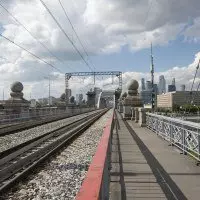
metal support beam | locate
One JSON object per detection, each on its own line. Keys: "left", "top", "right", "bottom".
{"left": 65, "top": 71, "right": 122, "bottom": 93}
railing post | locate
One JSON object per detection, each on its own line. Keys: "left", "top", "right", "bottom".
{"left": 138, "top": 108, "right": 146, "bottom": 127}
{"left": 161, "top": 118, "right": 164, "bottom": 136}
{"left": 181, "top": 124, "right": 187, "bottom": 155}
{"left": 155, "top": 116, "right": 158, "bottom": 134}
{"left": 131, "top": 107, "right": 135, "bottom": 121}
{"left": 169, "top": 119, "right": 173, "bottom": 146}
{"left": 135, "top": 108, "right": 139, "bottom": 123}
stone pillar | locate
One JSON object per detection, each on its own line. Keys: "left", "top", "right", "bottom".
{"left": 131, "top": 107, "right": 135, "bottom": 120}
{"left": 4, "top": 81, "right": 30, "bottom": 118}
{"left": 135, "top": 108, "right": 139, "bottom": 123}
{"left": 139, "top": 108, "right": 146, "bottom": 127}
{"left": 122, "top": 80, "right": 142, "bottom": 120}
{"left": 123, "top": 105, "right": 132, "bottom": 119}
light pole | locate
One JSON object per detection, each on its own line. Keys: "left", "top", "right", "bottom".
{"left": 150, "top": 43, "right": 155, "bottom": 112}
{"left": 44, "top": 76, "right": 51, "bottom": 108}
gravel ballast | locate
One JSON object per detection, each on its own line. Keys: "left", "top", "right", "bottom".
{"left": 0, "top": 110, "right": 98, "bottom": 153}
{"left": 3, "top": 109, "right": 113, "bottom": 200}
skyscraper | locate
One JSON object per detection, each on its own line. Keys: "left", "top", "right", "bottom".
{"left": 145, "top": 81, "right": 152, "bottom": 91}
{"left": 158, "top": 75, "right": 166, "bottom": 94}
{"left": 141, "top": 78, "right": 145, "bottom": 91}
{"left": 168, "top": 77, "right": 176, "bottom": 92}
{"left": 168, "top": 85, "right": 176, "bottom": 92}
{"left": 172, "top": 78, "right": 175, "bottom": 86}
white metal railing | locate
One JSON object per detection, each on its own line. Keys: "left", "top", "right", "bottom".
{"left": 146, "top": 113, "right": 200, "bottom": 162}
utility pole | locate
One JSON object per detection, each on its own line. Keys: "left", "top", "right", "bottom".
{"left": 150, "top": 43, "right": 155, "bottom": 111}
{"left": 44, "top": 76, "right": 51, "bottom": 107}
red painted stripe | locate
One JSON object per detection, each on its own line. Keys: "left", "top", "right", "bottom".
{"left": 76, "top": 112, "right": 114, "bottom": 200}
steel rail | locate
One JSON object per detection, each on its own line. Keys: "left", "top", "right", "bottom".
{"left": 0, "top": 109, "right": 107, "bottom": 194}
{"left": 0, "top": 110, "right": 103, "bottom": 160}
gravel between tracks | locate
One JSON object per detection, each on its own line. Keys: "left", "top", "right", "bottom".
{"left": 3, "top": 109, "right": 113, "bottom": 200}
{"left": 0, "top": 111, "right": 97, "bottom": 153}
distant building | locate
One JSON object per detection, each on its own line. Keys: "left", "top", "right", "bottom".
{"left": 38, "top": 98, "right": 48, "bottom": 106}
{"left": 157, "top": 91, "right": 200, "bottom": 110}
{"left": 146, "top": 81, "right": 152, "bottom": 91}
{"left": 30, "top": 99, "right": 36, "bottom": 108}
{"left": 76, "top": 94, "right": 83, "bottom": 105}
{"left": 140, "top": 90, "right": 152, "bottom": 105}
{"left": 140, "top": 81, "right": 158, "bottom": 106}
{"left": 86, "top": 90, "right": 96, "bottom": 107}
{"left": 153, "top": 84, "right": 158, "bottom": 95}
{"left": 172, "top": 78, "right": 176, "bottom": 86}
{"left": 141, "top": 78, "right": 145, "bottom": 91}
{"left": 168, "top": 77, "right": 176, "bottom": 92}
{"left": 158, "top": 75, "right": 166, "bottom": 94}
{"left": 37, "top": 96, "right": 58, "bottom": 106}
{"left": 180, "top": 84, "right": 186, "bottom": 91}
{"left": 168, "top": 84, "right": 176, "bottom": 92}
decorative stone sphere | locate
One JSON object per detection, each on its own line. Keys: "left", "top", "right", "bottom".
{"left": 127, "top": 79, "right": 139, "bottom": 91}
{"left": 60, "top": 93, "right": 66, "bottom": 100}
{"left": 11, "top": 81, "right": 23, "bottom": 92}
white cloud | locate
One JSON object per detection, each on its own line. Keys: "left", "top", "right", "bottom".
{"left": 1, "top": 0, "right": 200, "bottom": 100}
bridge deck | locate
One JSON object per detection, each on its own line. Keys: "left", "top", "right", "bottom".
{"left": 110, "top": 111, "right": 200, "bottom": 200}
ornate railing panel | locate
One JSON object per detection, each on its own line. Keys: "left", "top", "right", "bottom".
{"left": 146, "top": 113, "right": 200, "bottom": 162}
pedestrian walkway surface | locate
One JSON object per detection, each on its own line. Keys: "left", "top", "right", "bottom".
{"left": 109, "top": 111, "right": 200, "bottom": 200}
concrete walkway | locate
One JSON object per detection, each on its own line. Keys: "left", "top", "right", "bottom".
{"left": 109, "top": 111, "right": 200, "bottom": 200}
{"left": 110, "top": 112, "right": 167, "bottom": 200}
{"left": 127, "top": 120, "right": 200, "bottom": 200}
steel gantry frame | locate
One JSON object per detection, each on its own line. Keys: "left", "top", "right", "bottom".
{"left": 65, "top": 71, "right": 122, "bottom": 92}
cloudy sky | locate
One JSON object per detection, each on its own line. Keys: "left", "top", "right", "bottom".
{"left": 0, "top": 0, "right": 200, "bottom": 100}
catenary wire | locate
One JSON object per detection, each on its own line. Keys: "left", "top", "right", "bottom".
{"left": 58, "top": 0, "right": 96, "bottom": 71}
{"left": 39, "top": 0, "right": 94, "bottom": 72}
{"left": 0, "top": 2, "right": 74, "bottom": 72}
{"left": 0, "top": 34, "right": 63, "bottom": 73}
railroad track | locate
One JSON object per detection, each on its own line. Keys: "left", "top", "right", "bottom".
{"left": 0, "top": 109, "right": 107, "bottom": 194}
{"left": 0, "top": 109, "right": 95, "bottom": 136}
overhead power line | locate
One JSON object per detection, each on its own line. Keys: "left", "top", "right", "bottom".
{"left": 58, "top": 0, "right": 95, "bottom": 71}
{"left": 0, "top": 2, "right": 74, "bottom": 71}
{"left": 0, "top": 34, "right": 63, "bottom": 73}
{"left": 144, "top": 0, "right": 153, "bottom": 26}
{"left": 39, "top": 0, "right": 94, "bottom": 72}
